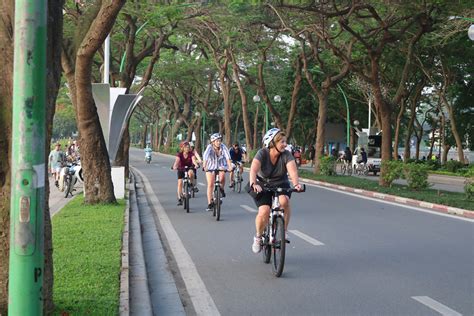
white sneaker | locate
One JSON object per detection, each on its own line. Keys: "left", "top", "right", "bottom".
{"left": 252, "top": 236, "right": 262, "bottom": 254}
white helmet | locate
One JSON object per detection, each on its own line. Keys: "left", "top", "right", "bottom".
{"left": 210, "top": 133, "right": 222, "bottom": 142}
{"left": 262, "top": 128, "right": 280, "bottom": 148}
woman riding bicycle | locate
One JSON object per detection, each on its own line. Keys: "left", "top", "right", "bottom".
{"left": 172, "top": 141, "right": 199, "bottom": 206}
{"left": 248, "top": 128, "right": 303, "bottom": 253}
{"left": 202, "top": 133, "right": 232, "bottom": 212}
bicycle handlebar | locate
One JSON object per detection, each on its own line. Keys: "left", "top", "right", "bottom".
{"left": 260, "top": 184, "right": 306, "bottom": 193}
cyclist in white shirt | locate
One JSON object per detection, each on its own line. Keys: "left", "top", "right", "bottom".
{"left": 203, "top": 133, "right": 232, "bottom": 212}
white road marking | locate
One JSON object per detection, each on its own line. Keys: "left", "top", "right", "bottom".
{"left": 288, "top": 230, "right": 325, "bottom": 246}
{"left": 240, "top": 205, "right": 257, "bottom": 213}
{"left": 133, "top": 167, "right": 220, "bottom": 316}
{"left": 198, "top": 182, "right": 206, "bottom": 186}
{"left": 301, "top": 181, "right": 474, "bottom": 223}
{"left": 412, "top": 296, "right": 462, "bottom": 316}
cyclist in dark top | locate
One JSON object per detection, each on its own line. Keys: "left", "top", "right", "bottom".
{"left": 172, "top": 141, "right": 199, "bottom": 206}
{"left": 344, "top": 147, "right": 352, "bottom": 163}
{"left": 229, "top": 142, "right": 246, "bottom": 188}
{"left": 248, "top": 128, "right": 303, "bottom": 254}
{"left": 358, "top": 147, "right": 368, "bottom": 164}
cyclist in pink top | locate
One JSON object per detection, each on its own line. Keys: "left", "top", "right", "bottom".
{"left": 172, "top": 141, "right": 200, "bottom": 206}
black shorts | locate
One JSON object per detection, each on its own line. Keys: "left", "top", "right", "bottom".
{"left": 177, "top": 168, "right": 195, "bottom": 179}
{"left": 253, "top": 182, "right": 292, "bottom": 208}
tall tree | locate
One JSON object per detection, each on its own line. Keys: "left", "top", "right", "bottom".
{"left": 62, "top": 1, "right": 125, "bottom": 203}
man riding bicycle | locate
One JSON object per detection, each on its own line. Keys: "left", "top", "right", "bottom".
{"left": 248, "top": 128, "right": 303, "bottom": 253}
{"left": 203, "top": 133, "right": 232, "bottom": 212}
{"left": 229, "top": 142, "right": 246, "bottom": 188}
{"left": 172, "top": 141, "right": 199, "bottom": 206}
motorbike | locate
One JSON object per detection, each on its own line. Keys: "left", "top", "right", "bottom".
{"left": 58, "top": 159, "right": 83, "bottom": 198}
{"left": 145, "top": 153, "right": 152, "bottom": 164}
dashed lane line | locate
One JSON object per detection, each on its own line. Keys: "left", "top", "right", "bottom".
{"left": 288, "top": 230, "right": 325, "bottom": 246}
{"left": 240, "top": 205, "right": 257, "bottom": 213}
{"left": 412, "top": 296, "right": 462, "bottom": 316}
{"left": 240, "top": 205, "right": 325, "bottom": 246}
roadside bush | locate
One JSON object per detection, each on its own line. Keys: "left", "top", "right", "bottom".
{"left": 403, "top": 163, "right": 430, "bottom": 190}
{"left": 319, "top": 156, "right": 336, "bottom": 176}
{"left": 444, "top": 160, "right": 464, "bottom": 173}
{"left": 426, "top": 159, "right": 440, "bottom": 170}
{"left": 463, "top": 167, "right": 474, "bottom": 200}
{"left": 381, "top": 160, "right": 403, "bottom": 187}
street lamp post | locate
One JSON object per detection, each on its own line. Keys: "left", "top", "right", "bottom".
{"left": 273, "top": 95, "right": 281, "bottom": 130}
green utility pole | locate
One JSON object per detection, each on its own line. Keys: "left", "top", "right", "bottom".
{"left": 336, "top": 84, "right": 350, "bottom": 146}
{"left": 201, "top": 111, "right": 206, "bottom": 154}
{"left": 9, "top": 1, "right": 47, "bottom": 315}
{"left": 265, "top": 104, "right": 269, "bottom": 131}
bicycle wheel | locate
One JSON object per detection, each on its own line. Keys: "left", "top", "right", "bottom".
{"left": 262, "top": 225, "right": 271, "bottom": 264}
{"left": 64, "top": 176, "right": 72, "bottom": 198}
{"left": 347, "top": 165, "right": 353, "bottom": 176}
{"left": 272, "top": 216, "right": 286, "bottom": 277}
{"left": 363, "top": 166, "right": 369, "bottom": 176}
{"left": 184, "top": 182, "right": 190, "bottom": 213}
{"left": 215, "top": 187, "right": 221, "bottom": 221}
{"left": 236, "top": 173, "right": 242, "bottom": 193}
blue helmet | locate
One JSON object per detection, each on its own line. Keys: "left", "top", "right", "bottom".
{"left": 210, "top": 133, "right": 222, "bottom": 142}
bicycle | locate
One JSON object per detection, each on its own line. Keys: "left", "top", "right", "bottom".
{"left": 231, "top": 161, "right": 243, "bottom": 193}
{"left": 182, "top": 166, "right": 194, "bottom": 213}
{"left": 353, "top": 162, "right": 369, "bottom": 176}
{"left": 260, "top": 184, "right": 305, "bottom": 277}
{"left": 341, "top": 160, "right": 352, "bottom": 176}
{"left": 208, "top": 169, "right": 228, "bottom": 221}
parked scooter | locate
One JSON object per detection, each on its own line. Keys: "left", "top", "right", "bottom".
{"left": 59, "top": 158, "right": 83, "bottom": 198}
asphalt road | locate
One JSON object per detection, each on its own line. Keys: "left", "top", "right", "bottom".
{"left": 131, "top": 148, "right": 473, "bottom": 316}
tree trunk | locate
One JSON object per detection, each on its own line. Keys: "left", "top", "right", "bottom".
{"left": 313, "top": 91, "right": 329, "bottom": 174}
{"left": 285, "top": 54, "right": 302, "bottom": 139}
{"left": 393, "top": 98, "right": 405, "bottom": 160}
{"left": 72, "top": 0, "right": 125, "bottom": 204}
{"left": 219, "top": 55, "right": 232, "bottom": 146}
{"left": 441, "top": 94, "right": 465, "bottom": 164}
{"left": 403, "top": 85, "right": 423, "bottom": 162}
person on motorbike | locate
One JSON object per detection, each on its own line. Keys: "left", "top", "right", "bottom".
{"left": 202, "top": 133, "right": 232, "bottom": 212}
{"left": 229, "top": 142, "right": 246, "bottom": 188}
{"left": 172, "top": 141, "right": 199, "bottom": 206}
{"left": 293, "top": 147, "right": 302, "bottom": 167}
{"left": 144, "top": 143, "right": 152, "bottom": 163}
{"left": 248, "top": 128, "right": 303, "bottom": 253}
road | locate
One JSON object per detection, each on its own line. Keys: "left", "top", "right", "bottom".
{"left": 131, "top": 148, "right": 473, "bottom": 315}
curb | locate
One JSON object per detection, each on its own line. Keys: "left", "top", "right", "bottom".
{"left": 119, "top": 177, "right": 131, "bottom": 316}
{"left": 300, "top": 177, "right": 474, "bottom": 219}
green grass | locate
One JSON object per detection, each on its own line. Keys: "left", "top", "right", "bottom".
{"left": 299, "top": 170, "right": 473, "bottom": 211}
{"left": 52, "top": 195, "right": 125, "bottom": 315}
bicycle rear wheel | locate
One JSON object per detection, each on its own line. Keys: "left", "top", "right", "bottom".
{"left": 262, "top": 225, "right": 271, "bottom": 264}
{"left": 184, "top": 182, "right": 190, "bottom": 213}
{"left": 272, "top": 216, "right": 286, "bottom": 277}
{"left": 215, "top": 187, "right": 221, "bottom": 221}
{"left": 236, "top": 174, "right": 242, "bottom": 193}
